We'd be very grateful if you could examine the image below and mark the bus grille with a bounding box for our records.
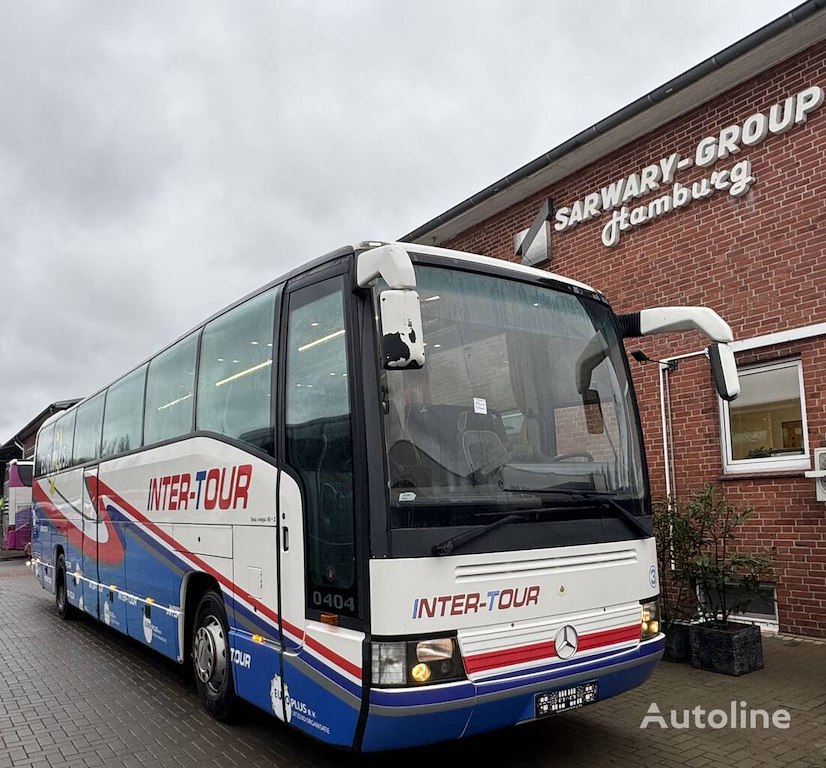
[458,601,641,679]
[453,546,638,582]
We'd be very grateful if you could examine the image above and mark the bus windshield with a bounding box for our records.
[379,264,646,524]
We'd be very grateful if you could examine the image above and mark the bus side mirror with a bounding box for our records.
[379,290,425,369]
[708,343,739,401]
[583,389,605,434]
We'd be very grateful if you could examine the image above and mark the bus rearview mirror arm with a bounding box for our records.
[578,306,739,399]
[618,306,738,401]
[617,307,734,343]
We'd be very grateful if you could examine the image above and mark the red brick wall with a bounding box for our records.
[441,41,826,637]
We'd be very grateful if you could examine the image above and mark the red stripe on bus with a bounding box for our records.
[577,624,641,651]
[463,623,640,675]
[33,480,125,565]
[464,639,558,674]
[93,479,297,635]
[305,634,361,678]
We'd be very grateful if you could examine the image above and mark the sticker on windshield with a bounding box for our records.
[474,397,487,415]
[399,492,416,502]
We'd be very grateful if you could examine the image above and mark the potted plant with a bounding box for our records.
[680,484,772,676]
[652,496,696,662]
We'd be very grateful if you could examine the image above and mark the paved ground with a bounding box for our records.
[1,556,824,767]
[0,550,27,561]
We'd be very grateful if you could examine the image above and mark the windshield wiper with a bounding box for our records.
[551,489,650,537]
[502,487,650,538]
[432,513,525,556]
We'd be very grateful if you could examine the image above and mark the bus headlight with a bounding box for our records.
[640,599,660,640]
[415,637,454,662]
[371,642,407,686]
[371,637,465,687]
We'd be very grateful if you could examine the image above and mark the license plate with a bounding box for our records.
[535,681,598,717]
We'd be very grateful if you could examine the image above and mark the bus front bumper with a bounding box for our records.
[360,634,664,752]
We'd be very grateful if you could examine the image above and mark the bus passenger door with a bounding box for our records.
[276,469,307,671]
[81,468,100,619]
[278,274,362,746]
[90,466,129,634]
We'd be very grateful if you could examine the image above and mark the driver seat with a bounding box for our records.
[461,429,509,477]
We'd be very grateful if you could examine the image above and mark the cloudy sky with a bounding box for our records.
[0,0,803,443]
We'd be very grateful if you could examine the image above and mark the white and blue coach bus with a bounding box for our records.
[30,242,739,751]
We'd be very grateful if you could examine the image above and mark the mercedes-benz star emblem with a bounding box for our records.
[554,624,579,660]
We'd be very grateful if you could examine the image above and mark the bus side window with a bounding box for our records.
[196,289,276,456]
[144,332,198,446]
[72,393,105,466]
[285,277,357,618]
[101,365,148,458]
[35,423,55,477]
[52,411,76,472]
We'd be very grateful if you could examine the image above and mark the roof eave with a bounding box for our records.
[1,399,82,449]
[402,0,826,246]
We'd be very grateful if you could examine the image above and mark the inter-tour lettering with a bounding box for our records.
[147,464,252,512]
[412,585,540,619]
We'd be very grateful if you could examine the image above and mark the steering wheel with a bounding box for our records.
[551,451,594,462]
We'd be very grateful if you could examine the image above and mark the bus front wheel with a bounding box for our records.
[192,590,236,721]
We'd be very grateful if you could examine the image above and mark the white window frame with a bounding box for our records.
[719,358,810,474]
[697,582,778,632]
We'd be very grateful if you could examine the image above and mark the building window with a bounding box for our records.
[702,582,777,625]
[721,359,809,473]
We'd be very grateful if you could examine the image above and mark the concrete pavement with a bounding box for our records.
[1,557,824,767]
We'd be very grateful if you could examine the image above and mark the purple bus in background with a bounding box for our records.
[3,459,33,551]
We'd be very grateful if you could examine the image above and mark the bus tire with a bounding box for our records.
[55,552,75,620]
[192,590,235,721]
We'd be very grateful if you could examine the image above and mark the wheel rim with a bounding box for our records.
[193,615,227,693]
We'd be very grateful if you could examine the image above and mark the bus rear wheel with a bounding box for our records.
[192,590,235,721]
[55,553,75,620]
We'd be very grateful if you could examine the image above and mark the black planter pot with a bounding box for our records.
[662,622,691,663]
[688,620,763,676]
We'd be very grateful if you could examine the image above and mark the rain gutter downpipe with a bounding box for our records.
[657,349,709,501]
